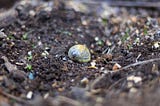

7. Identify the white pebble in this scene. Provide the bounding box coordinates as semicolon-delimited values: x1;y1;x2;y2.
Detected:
130;87;138;93
127;75;142;83
44;93;49;99
29;10;36;17
26;91;33;99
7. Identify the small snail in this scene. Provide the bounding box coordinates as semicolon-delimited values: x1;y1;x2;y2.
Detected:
68;44;91;63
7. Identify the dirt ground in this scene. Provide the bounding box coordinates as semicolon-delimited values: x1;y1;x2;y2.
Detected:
0;0;160;106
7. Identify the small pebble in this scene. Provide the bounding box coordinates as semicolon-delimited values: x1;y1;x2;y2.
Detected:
81;77;89;85
28;51;32;56
127;75;142;83
29;10;36;17
96;97;104;103
127;82;133;88
41;51;49;58
112;63;121;71
129;87;138;93
0;30;7;38
95;37;99;41
71;79;75;82
58;87;65;92
62;57;67;61
153;42;160;49
26;91;33;99
52;82;57;88
44;93;49;99
88;60;98;69
28;72;34;80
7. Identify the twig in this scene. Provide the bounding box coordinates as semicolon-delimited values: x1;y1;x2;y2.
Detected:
0;89;29;104
107;77;126;91
111;57;160;73
136;53;142;62
91;58;160;90
90;74;106;90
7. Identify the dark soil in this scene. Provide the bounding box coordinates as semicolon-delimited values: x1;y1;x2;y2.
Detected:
0;0;160;106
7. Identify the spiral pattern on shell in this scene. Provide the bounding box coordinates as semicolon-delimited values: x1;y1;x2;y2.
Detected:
68;44;91;63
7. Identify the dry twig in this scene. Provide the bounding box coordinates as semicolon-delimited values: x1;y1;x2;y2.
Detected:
107;77;126;91
0;88;29;104
91;58;160;90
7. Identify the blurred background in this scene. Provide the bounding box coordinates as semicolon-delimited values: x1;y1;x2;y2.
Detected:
0;0;160;20
1;0;160;9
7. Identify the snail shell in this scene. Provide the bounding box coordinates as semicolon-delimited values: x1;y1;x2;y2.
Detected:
68;44;91;63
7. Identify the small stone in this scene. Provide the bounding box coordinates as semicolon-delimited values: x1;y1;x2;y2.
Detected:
52;82;58;88
26;91;33;99
95;37;99;41
91;60;96;66
44;7;52;12
28;51;32;56
127;82;133;88
28;72;34;80
129;87;138;93
81;77;89;85
151;64;158;72
21;25;26;29
105;40;112;46
58;87;64;92
88;60;98;69
127;75;142;83
153;42;160;49
71;79;75;82
96;97;104;103
0;30;7;38
29;10;36;17
81;20;88;25
41;51;49;58
112;63;121;71
62;57;67;61
43;93;49;99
